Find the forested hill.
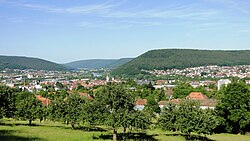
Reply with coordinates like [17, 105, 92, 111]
[65, 58, 133, 69]
[0, 56, 68, 71]
[112, 49, 250, 76]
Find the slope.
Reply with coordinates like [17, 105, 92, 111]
[112, 49, 250, 76]
[0, 55, 68, 71]
[65, 58, 133, 69]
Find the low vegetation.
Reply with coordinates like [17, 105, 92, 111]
[1, 119, 250, 141]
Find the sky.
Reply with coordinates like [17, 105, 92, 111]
[0, 0, 250, 63]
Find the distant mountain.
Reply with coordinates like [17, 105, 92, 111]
[112, 49, 250, 76]
[0, 55, 68, 71]
[65, 58, 133, 69]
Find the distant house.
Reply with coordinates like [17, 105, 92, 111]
[217, 79, 231, 90]
[36, 95, 51, 106]
[68, 91, 93, 100]
[78, 92, 93, 100]
[156, 80, 168, 85]
[158, 99, 182, 109]
[169, 99, 182, 104]
[200, 99, 217, 110]
[246, 80, 250, 85]
[158, 100, 168, 109]
[186, 92, 208, 100]
[153, 85, 165, 89]
[186, 92, 217, 109]
[135, 99, 147, 111]
[190, 81, 200, 88]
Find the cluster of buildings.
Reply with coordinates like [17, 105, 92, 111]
[135, 92, 217, 110]
[145, 65, 250, 79]
[0, 68, 118, 92]
[153, 79, 232, 91]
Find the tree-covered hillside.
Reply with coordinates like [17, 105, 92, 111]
[112, 49, 250, 76]
[0, 56, 68, 71]
[65, 58, 133, 69]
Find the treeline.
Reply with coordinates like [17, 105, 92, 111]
[0, 55, 68, 71]
[65, 58, 133, 69]
[112, 49, 250, 76]
[1, 81, 250, 141]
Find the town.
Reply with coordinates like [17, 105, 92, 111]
[144, 65, 250, 79]
[1, 65, 250, 94]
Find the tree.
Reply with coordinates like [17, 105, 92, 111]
[130, 110, 151, 133]
[159, 103, 178, 131]
[47, 96, 65, 123]
[0, 85, 19, 118]
[48, 92, 86, 129]
[195, 109, 219, 135]
[156, 89, 166, 101]
[216, 82, 250, 134]
[175, 100, 200, 135]
[144, 94, 161, 114]
[173, 83, 193, 98]
[15, 93, 42, 125]
[83, 99, 104, 129]
[55, 82, 64, 90]
[159, 100, 219, 137]
[94, 84, 136, 141]
[64, 93, 86, 129]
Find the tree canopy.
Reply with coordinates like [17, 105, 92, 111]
[216, 82, 250, 134]
[112, 49, 250, 76]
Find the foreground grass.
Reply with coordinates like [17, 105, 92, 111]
[1, 118, 250, 141]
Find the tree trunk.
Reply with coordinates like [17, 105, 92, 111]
[113, 128, 117, 141]
[71, 122, 75, 129]
[29, 119, 32, 125]
[123, 127, 126, 141]
[40, 117, 43, 124]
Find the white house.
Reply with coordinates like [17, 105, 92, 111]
[217, 79, 231, 90]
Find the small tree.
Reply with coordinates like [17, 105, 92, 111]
[175, 100, 200, 135]
[64, 93, 86, 129]
[94, 84, 136, 141]
[159, 103, 177, 131]
[0, 85, 19, 118]
[15, 93, 42, 125]
[216, 82, 250, 134]
[49, 92, 86, 129]
[195, 109, 219, 135]
[159, 100, 219, 137]
[145, 94, 161, 114]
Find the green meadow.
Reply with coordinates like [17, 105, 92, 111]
[1, 118, 250, 141]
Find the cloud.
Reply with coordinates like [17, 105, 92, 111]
[2, 0, 249, 30]
[103, 4, 218, 20]
[3, 0, 122, 14]
[2, 0, 218, 20]
[76, 20, 162, 29]
[205, 0, 250, 15]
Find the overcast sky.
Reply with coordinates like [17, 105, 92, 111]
[1, 0, 250, 63]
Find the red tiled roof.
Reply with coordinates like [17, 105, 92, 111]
[36, 95, 51, 106]
[158, 100, 168, 106]
[186, 92, 208, 100]
[78, 92, 93, 100]
[169, 99, 182, 104]
[200, 99, 218, 106]
[135, 99, 147, 106]
[68, 91, 93, 100]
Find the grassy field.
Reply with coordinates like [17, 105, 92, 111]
[0, 118, 250, 141]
